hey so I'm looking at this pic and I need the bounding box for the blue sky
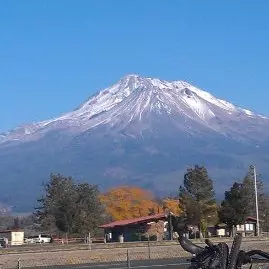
[1,0,269,132]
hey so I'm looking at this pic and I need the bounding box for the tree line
[2,164,268,238]
[32,174,182,237]
[179,165,269,236]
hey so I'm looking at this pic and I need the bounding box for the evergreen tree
[13,217,20,229]
[34,174,104,236]
[242,166,269,232]
[179,165,218,235]
[73,183,104,235]
[262,196,269,232]
[219,182,248,235]
[242,166,265,216]
[34,174,76,234]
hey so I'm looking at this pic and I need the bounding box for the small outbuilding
[0,229,25,246]
[206,216,258,237]
[236,216,257,236]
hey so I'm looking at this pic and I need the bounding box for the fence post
[17,258,21,269]
[88,232,92,250]
[65,233,68,245]
[148,240,151,260]
[127,249,131,269]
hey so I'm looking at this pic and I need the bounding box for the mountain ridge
[1,74,269,212]
[1,74,268,145]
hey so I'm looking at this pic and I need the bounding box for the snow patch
[241,109,255,116]
[1,74,268,144]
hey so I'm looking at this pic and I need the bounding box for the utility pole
[253,165,260,236]
[169,212,173,240]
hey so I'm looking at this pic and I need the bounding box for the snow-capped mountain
[1,74,269,212]
[1,74,268,145]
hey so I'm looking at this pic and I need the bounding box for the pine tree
[243,166,269,232]
[242,166,266,219]
[262,196,269,232]
[34,174,104,236]
[13,217,20,229]
[219,182,248,235]
[73,183,105,235]
[179,165,218,236]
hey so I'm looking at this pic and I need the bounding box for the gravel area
[0,239,268,268]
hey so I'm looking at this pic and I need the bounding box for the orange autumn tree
[100,186,160,221]
[161,198,182,215]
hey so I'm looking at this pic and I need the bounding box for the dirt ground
[0,240,269,268]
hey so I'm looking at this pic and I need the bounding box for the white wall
[217,228,225,236]
[11,231,24,246]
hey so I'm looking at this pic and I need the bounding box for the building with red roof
[99,212,173,242]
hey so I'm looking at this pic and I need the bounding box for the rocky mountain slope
[1,75,268,211]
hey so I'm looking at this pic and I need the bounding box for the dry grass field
[0,238,269,268]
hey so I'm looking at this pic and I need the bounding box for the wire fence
[0,239,269,268]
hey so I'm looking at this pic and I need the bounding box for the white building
[0,230,25,246]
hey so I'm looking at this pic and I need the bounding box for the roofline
[246,216,257,221]
[0,229,24,233]
[99,212,171,229]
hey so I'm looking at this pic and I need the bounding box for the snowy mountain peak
[77,74,246,119]
[1,75,268,145]
[1,75,269,212]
